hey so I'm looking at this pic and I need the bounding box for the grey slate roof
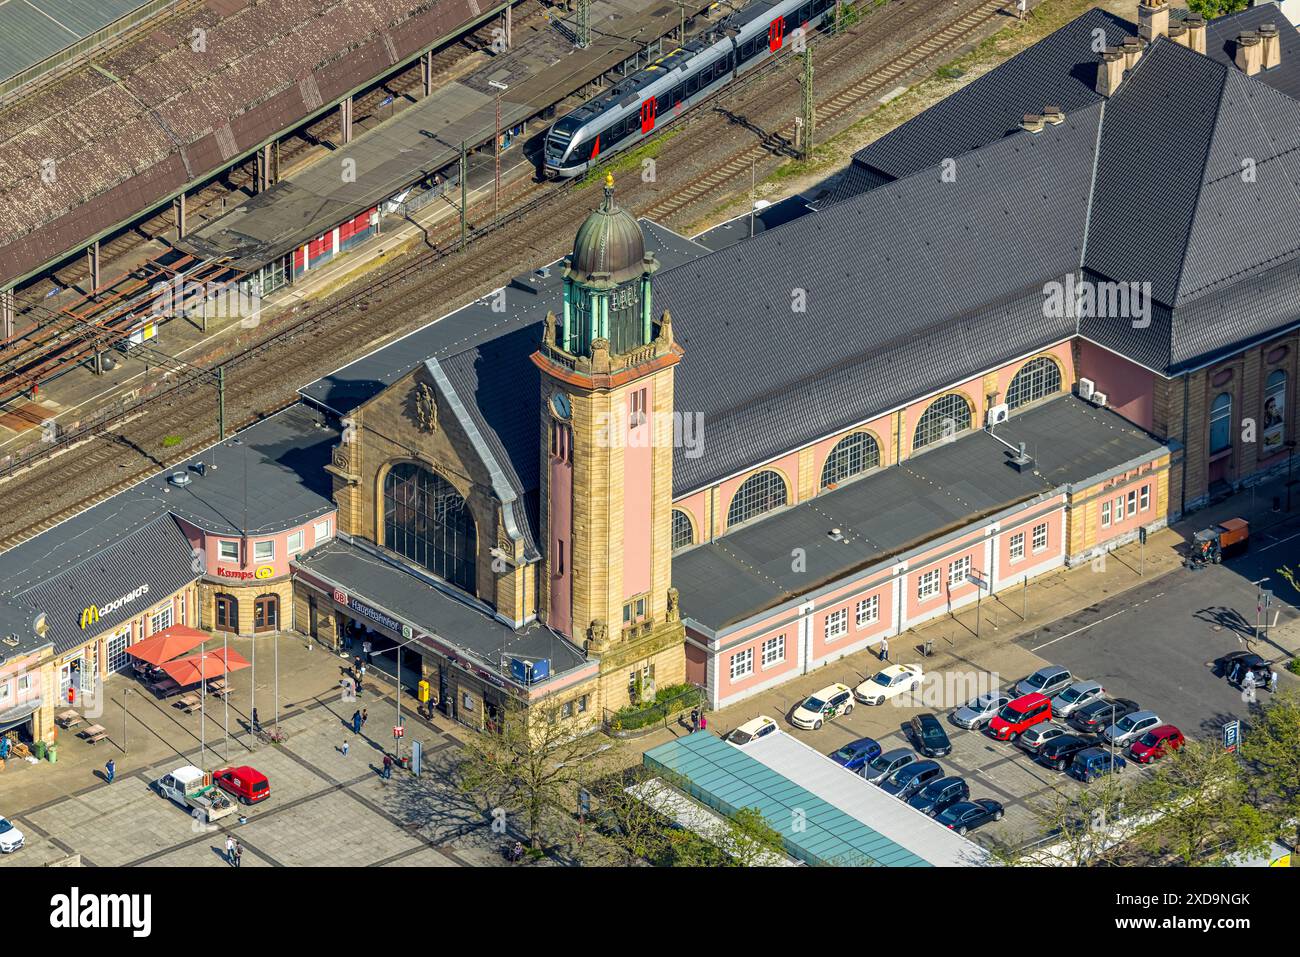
[674,396,1168,632]
[295,537,589,680]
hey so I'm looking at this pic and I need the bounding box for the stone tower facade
[532,174,685,712]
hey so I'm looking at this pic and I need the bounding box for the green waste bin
[47,746,57,763]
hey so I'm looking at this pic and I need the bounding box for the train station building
[6,3,1300,732]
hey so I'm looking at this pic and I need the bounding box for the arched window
[253,594,279,633]
[1006,357,1062,410]
[214,594,238,632]
[914,394,972,450]
[1263,369,1286,452]
[727,471,788,528]
[671,509,695,550]
[384,463,478,593]
[1209,393,1233,454]
[821,432,880,487]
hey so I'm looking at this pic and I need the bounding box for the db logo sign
[333,588,348,605]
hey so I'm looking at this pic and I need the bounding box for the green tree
[1129,739,1272,865]
[1186,0,1251,19]
[456,696,607,851]
[1008,775,1136,866]
[714,806,788,867]
[587,765,676,866]
[1242,689,1300,850]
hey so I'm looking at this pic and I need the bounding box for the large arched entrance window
[1006,357,1062,409]
[821,432,880,487]
[671,509,695,550]
[727,471,788,528]
[914,393,972,450]
[254,594,279,633]
[1209,393,1233,454]
[384,463,478,593]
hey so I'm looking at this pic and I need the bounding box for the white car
[1102,710,1161,748]
[1051,680,1105,718]
[726,715,780,747]
[0,814,25,853]
[854,664,924,705]
[790,683,854,730]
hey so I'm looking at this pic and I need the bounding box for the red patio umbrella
[161,648,251,687]
[125,624,209,666]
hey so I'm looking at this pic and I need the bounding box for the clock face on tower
[550,392,572,420]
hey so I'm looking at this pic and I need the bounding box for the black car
[935,798,1004,835]
[1036,734,1094,771]
[906,776,969,817]
[1218,652,1271,688]
[909,713,953,757]
[1071,697,1140,733]
[880,759,944,799]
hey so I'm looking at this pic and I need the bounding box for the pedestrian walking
[363,639,372,663]
[104,759,115,784]
[226,835,236,866]
[361,708,368,729]
[699,713,707,731]
[354,655,363,677]
[252,707,261,734]
[689,708,700,732]
[352,709,362,734]
[341,738,350,757]
[879,637,889,662]
[382,753,393,779]
[1269,670,1279,693]
[1242,670,1257,700]
[233,841,243,868]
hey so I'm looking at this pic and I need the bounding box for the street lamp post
[1286,440,1296,512]
[488,80,509,228]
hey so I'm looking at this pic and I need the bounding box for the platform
[178,0,714,273]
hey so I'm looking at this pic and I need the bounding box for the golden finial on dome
[605,171,615,189]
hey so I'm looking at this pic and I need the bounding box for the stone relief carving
[415,382,438,432]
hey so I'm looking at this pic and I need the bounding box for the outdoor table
[177,693,202,713]
[57,710,82,729]
[81,724,107,744]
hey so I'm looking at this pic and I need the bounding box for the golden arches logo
[80,606,100,630]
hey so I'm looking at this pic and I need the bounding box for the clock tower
[533,174,685,710]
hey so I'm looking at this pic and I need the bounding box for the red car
[987,693,1051,741]
[213,766,271,805]
[1128,724,1184,763]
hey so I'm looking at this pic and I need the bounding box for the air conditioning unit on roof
[1092,392,1108,408]
[986,403,1009,427]
[1077,378,1095,401]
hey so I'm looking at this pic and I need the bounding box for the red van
[213,766,270,805]
[986,693,1051,741]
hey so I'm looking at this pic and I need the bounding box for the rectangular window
[0,681,9,705]
[557,540,565,576]
[577,695,588,714]
[17,674,32,693]
[918,568,942,602]
[150,605,173,635]
[314,519,331,544]
[630,388,647,427]
[825,609,848,641]
[856,595,879,628]
[254,539,274,562]
[561,701,574,719]
[1140,484,1150,512]
[948,555,971,587]
[287,530,304,555]
[1010,532,1025,562]
[1032,522,1048,553]
[1127,489,1137,516]
[1101,500,1112,528]
[761,634,785,668]
[218,540,239,562]
[730,648,754,681]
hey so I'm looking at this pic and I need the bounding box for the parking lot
[731,514,1300,853]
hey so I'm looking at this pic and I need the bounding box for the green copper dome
[569,172,646,285]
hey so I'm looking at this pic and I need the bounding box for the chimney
[1260,23,1281,70]
[1097,47,1125,96]
[1122,36,1142,72]
[1186,15,1206,55]
[1021,113,1045,134]
[1042,105,1065,125]
[1138,0,1169,42]
[1236,31,1262,76]
[1168,20,1188,48]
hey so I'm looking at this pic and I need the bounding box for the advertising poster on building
[1262,382,1285,455]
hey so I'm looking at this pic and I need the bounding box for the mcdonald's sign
[78,584,150,629]
[80,606,100,630]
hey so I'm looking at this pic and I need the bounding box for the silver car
[1016,665,1074,699]
[1102,710,1161,748]
[951,691,1013,730]
[1051,680,1105,718]
[1016,722,1069,754]
[860,748,917,784]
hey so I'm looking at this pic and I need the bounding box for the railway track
[0,0,1018,550]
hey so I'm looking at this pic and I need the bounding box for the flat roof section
[674,396,1169,631]
[0,0,151,86]
[294,536,590,682]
